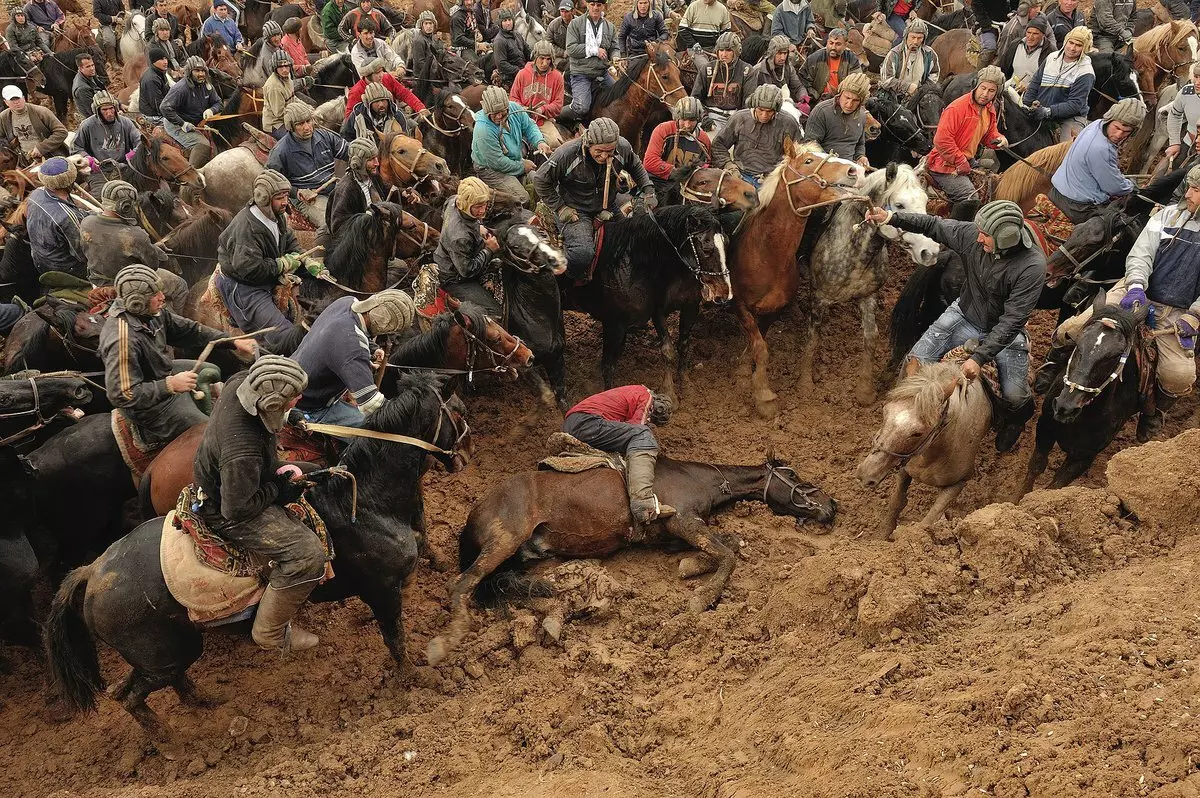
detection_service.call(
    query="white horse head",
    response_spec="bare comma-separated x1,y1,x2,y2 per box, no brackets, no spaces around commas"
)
866,163,940,265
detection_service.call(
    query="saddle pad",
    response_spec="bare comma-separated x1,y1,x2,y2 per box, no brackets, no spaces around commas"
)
538,432,625,474
111,411,163,486
942,346,1007,398
278,423,339,464
160,511,266,625
1028,193,1075,250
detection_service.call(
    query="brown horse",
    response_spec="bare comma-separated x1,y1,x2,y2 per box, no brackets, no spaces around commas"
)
1125,21,1199,166
590,43,687,152
993,141,1071,213
930,28,979,79
730,141,864,418
125,128,207,194
378,131,453,193
52,19,96,53
425,454,837,664
676,167,760,212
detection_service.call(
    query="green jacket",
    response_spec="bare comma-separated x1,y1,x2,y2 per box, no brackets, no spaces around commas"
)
322,0,348,43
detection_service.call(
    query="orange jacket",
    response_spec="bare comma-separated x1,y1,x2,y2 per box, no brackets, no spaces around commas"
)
927,92,1002,176
509,64,564,121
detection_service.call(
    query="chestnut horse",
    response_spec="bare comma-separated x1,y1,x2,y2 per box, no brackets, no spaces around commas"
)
52,19,96,53
589,43,687,152
731,141,865,417
671,167,760,213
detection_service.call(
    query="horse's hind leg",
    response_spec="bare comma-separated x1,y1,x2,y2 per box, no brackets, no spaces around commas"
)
652,312,680,401
600,322,628,391
919,479,968,529
173,673,223,709
856,295,879,406
797,304,819,400
119,669,189,760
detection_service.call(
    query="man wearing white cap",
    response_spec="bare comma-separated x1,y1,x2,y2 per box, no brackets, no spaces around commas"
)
0,84,67,164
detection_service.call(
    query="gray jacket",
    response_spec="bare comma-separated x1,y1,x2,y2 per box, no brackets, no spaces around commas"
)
532,134,653,215
802,97,865,160
433,201,491,283
1087,0,1132,37
566,14,616,78
710,109,801,176
1167,83,1200,148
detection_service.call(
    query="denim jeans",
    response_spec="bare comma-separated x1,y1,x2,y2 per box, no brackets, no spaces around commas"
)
908,298,1031,403
569,72,615,115
740,171,761,189
885,13,907,37
300,399,366,428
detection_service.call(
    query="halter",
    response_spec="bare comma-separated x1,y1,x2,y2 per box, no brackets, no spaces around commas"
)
867,389,954,477
659,214,728,284
460,315,526,384
396,215,436,253
763,462,826,514
616,53,687,106
423,96,471,136
388,141,435,183
430,392,471,469
780,152,865,217
680,169,728,209
1054,229,1124,285
125,141,199,188
0,375,84,446
1060,334,1132,402
880,99,926,147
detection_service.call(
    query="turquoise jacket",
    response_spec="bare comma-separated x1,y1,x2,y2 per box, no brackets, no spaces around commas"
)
471,101,545,177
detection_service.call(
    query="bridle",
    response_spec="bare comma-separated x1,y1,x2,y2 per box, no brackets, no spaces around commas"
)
386,140,437,184
661,215,728,284
125,141,199,188
0,375,87,446
429,392,471,469
423,96,471,136
1052,210,1127,286
867,389,954,476
879,98,926,147
763,462,827,515
616,53,687,106
500,225,554,274
680,169,729,210
460,315,525,383
780,152,865,217
396,214,437,254
1061,330,1133,404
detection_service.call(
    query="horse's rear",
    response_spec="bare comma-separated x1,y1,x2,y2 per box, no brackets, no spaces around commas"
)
140,423,207,518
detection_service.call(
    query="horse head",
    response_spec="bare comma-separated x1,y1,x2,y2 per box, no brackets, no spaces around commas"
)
449,299,534,378
911,83,944,135
355,372,473,473
869,162,940,265
672,206,731,304
395,210,440,259
762,453,837,525
1045,205,1131,286
642,43,687,108
864,109,882,140
764,140,864,215
207,36,242,79
1052,302,1146,422
436,92,476,135
380,132,451,189
868,92,932,155
499,219,566,276
681,167,758,213
139,131,205,190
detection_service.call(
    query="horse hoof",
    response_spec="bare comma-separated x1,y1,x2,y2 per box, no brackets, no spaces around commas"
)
753,394,779,419
541,616,563,643
425,637,448,666
687,594,714,614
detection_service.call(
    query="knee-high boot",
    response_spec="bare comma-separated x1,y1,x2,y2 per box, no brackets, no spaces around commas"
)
625,449,676,536
251,581,320,652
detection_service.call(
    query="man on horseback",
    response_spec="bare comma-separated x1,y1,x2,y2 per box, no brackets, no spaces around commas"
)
451,0,498,57
562,0,617,126
511,39,566,136
143,0,180,43
200,1,243,51
547,0,575,78
5,7,45,57
1022,25,1095,143
434,176,503,315
93,0,124,66
0,84,67,163
292,290,417,427
802,71,870,167
926,66,1009,208
79,181,172,286
562,384,676,530
322,0,351,54
1037,166,1200,441
619,0,669,58
999,16,1051,94
340,0,395,41
875,0,920,39
532,117,657,281
644,96,713,200
691,31,751,134
998,1,1057,57
771,0,817,47
879,18,939,97
99,264,252,448
149,18,187,78
804,27,863,103
72,93,139,192
1047,97,1144,223
281,18,312,77
1165,63,1200,170
350,19,405,77
494,9,532,89
26,157,89,281
71,54,108,120
864,199,1044,448
677,0,731,53
410,11,452,108
711,84,800,188
267,102,350,235
159,55,221,192
1087,0,1133,53
215,169,318,355
25,0,63,55
192,355,327,653
256,21,287,79
744,36,811,113
327,137,385,234
344,57,428,124
472,85,552,207
1044,0,1084,47
263,51,315,139
139,46,173,126
343,83,413,141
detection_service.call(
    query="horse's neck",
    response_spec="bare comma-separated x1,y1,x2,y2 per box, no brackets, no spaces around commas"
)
748,182,815,252
310,447,427,527
706,463,767,504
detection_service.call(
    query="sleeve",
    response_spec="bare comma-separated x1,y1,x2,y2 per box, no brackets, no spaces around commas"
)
618,14,631,55
545,71,564,116
206,86,222,113
770,10,785,37
450,14,472,48
509,69,529,104
448,231,492,280
159,83,184,126
1093,0,1121,35
565,19,588,60
377,12,395,36
888,211,979,252
330,130,350,162
35,106,67,155
133,233,169,268
1048,72,1092,119
654,15,668,41
998,41,1016,78
336,346,382,410
225,230,283,284
788,66,808,100
974,260,1043,363
691,66,707,99
339,9,356,40
801,104,827,146
322,3,340,40
4,25,18,51
1086,140,1133,197
680,3,695,28
933,107,970,173
162,309,226,354
472,122,521,172
517,108,544,148
1124,208,1163,287
643,122,672,178
94,0,114,26
853,118,866,160
629,149,655,197
101,317,171,410
879,51,900,91
217,445,279,523
710,120,735,167
1167,92,1186,146
741,66,760,99
389,76,425,112
531,152,564,210
1021,63,1044,106
69,121,89,155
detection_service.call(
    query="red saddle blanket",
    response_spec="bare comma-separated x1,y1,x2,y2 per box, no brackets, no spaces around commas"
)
111,411,162,486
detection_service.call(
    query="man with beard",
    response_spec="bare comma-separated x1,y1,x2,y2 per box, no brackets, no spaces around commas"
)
266,102,350,235
804,28,863,102
925,67,1009,209
326,137,386,235
79,181,175,291
159,55,221,195
71,92,140,192
341,82,412,141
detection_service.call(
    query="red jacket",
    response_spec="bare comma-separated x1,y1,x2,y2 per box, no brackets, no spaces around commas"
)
927,92,1002,176
566,385,652,424
281,35,310,70
643,120,712,180
343,74,426,120
509,64,564,121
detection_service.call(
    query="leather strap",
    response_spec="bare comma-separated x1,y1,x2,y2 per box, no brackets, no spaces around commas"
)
301,421,453,455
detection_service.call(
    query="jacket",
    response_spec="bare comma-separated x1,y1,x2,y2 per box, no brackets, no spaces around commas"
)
643,120,712,179
344,74,425,119
547,15,569,55
200,14,242,49
998,40,1050,89
326,172,385,233
93,0,123,26
803,47,862,100
691,58,751,111
927,92,1002,175
471,101,544,177
802,96,866,160
281,35,310,70
1022,51,1094,120
566,14,616,78
341,98,409,141
1167,82,1200,147
433,200,491,283
1126,204,1200,312
293,295,382,412
138,63,170,117
744,59,809,103
265,128,350,194
322,0,348,42
1043,2,1084,45
880,44,939,92
142,10,179,41
877,0,922,16
26,187,89,278
339,6,394,39
160,75,221,126
72,71,108,118
148,36,186,71
1087,0,1132,37
618,10,667,56
70,113,140,164
409,32,447,105
79,213,168,284
711,108,801,176
998,11,1058,56
890,211,1046,365
349,38,404,75
4,21,42,52
494,27,531,85
99,307,223,412
1050,119,1134,204
770,0,815,44
566,384,652,422
193,371,283,527
510,63,565,120
0,103,67,156
450,3,497,49
261,72,300,133
532,134,654,215
217,202,301,286
25,0,64,30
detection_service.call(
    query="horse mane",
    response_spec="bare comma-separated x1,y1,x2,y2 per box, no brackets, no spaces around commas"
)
994,140,1070,204
1088,304,1141,340
390,313,453,367
170,205,231,250
887,361,961,428
325,209,387,285
753,141,822,215
1135,20,1196,58
599,203,717,262
455,300,490,335
592,53,651,108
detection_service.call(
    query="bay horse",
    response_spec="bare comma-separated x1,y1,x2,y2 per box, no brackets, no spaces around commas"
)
419,92,477,176
665,167,760,214
52,19,97,54
378,130,453,194
588,43,687,152
163,204,230,286
993,140,1071,213
185,33,243,83
856,361,991,538
2,299,104,376
562,205,730,399
426,453,837,664
126,130,207,194
1019,302,1148,498
929,28,978,79
44,375,472,759
730,140,864,418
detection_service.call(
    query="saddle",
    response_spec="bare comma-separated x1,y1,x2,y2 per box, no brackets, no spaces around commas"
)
111,410,163,486
201,267,303,333
727,0,766,31
538,432,626,474
1026,193,1074,254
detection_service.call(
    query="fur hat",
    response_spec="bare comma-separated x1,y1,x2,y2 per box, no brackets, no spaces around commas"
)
38,156,76,190
480,85,509,115
672,95,703,121
236,355,308,433
1063,25,1092,51
584,116,620,146
716,31,741,53
532,39,554,59
839,72,871,101
747,83,782,111
262,20,283,39
284,100,315,130
100,180,138,221
768,35,791,55
454,176,493,215
283,17,302,34
976,65,1005,88
975,200,1032,250
905,18,928,37
363,81,393,103
114,264,163,316
348,137,379,175
91,89,118,112
1103,96,1146,127
498,7,514,21
358,56,387,78
253,168,291,209
351,289,418,335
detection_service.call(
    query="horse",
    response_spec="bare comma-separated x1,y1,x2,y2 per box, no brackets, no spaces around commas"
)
185,32,242,83
929,28,978,79
304,202,410,302
162,204,230,286
588,43,687,152
997,87,1056,162
993,140,1071,213
242,0,275,42
52,19,97,54
909,80,945,134
856,361,992,538
1018,302,1148,499
1086,52,1139,121
305,54,361,105
1043,203,1143,298
119,13,147,64
730,140,864,418
0,373,92,445
865,89,934,165
418,92,477,176
43,375,472,759
562,205,730,399
665,167,760,213
0,50,44,101
802,163,939,406
426,452,837,664
2,299,104,376
1123,21,1198,167
126,130,206,194
378,130,453,195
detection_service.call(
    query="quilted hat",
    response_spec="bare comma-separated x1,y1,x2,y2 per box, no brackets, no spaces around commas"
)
498,7,514,21
1063,25,1092,51
236,355,308,433
351,289,418,335
152,17,171,32
584,116,619,146
673,95,703,121
184,55,207,73
976,65,1005,88
262,20,283,38
273,49,294,69
905,18,928,37
532,39,554,59
975,200,1032,250
348,137,378,175
1103,96,1146,127
454,176,493,215
1187,164,1200,190
38,156,76,189
839,72,871,101
480,85,509,115
358,56,387,78
100,179,138,221
114,264,162,316
284,100,315,130
252,168,291,209
363,81,392,103
91,89,119,111
417,9,437,25
768,35,790,55
716,31,740,53
748,83,782,111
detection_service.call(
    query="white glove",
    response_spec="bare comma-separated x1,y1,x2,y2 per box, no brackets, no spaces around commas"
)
202,108,214,119
181,121,196,132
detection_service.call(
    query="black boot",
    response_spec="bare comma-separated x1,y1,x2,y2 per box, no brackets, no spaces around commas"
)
1136,386,1179,442
1034,342,1074,395
995,396,1035,453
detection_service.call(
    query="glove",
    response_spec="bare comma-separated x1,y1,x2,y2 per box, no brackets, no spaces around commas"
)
667,165,690,181
1119,284,1148,311
275,473,307,505
277,253,304,274
557,206,580,224
1176,314,1199,352
181,121,196,132
798,99,811,116
415,108,432,122
202,108,214,120
302,75,315,89
642,193,658,211
304,258,328,278
723,162,741,177
956,161,972,176
968,158,979,169
597,209,614,222
798,94,811,106
1033,106,1052,121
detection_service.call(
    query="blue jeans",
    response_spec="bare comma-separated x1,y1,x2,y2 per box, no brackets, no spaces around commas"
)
908,298,1031,404
300,399,366,427
979,29,997,53
0,302,23,335
886,13,907,37
740,171,761,189
570,72,615,116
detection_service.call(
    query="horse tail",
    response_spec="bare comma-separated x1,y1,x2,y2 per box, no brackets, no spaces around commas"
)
888,260,944,371
459,517,553,607
43,563,103,714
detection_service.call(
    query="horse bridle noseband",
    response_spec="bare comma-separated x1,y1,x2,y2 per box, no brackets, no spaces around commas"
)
619,54,687,106
430,393,471,467
781,152,864,217
460,314,525,382
764,462,826,514
868,390,954,476
680,169,729,209
396,215,437,253
423,96,471,137
1061,334,1133,402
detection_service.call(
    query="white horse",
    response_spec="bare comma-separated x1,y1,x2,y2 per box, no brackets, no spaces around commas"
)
119,13,146,65
197,147,264,214
801,162,939,405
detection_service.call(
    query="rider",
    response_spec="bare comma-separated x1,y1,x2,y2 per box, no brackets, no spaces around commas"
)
434,176,503,316
618,0,669,59
99,264,253,448
804,28,864,103
342,82,413,141
510,39,566,137
322,0,350,53
159,55,221,187
744,36,810,114
879,18,939,98
875,0,920,39
262,51,315,139
5,6,45,56
256,21,287,79
142,0,180,42
711,84,800,189
450,0,497,58
93,0,125,69
326,137,385,235
139,45,173,126
292,290,417,426
494,9,531,90
149,17,187,78
1044,0,1084,48
71,52,108,119
200,1,243,51
1047,97,1144,223
547,0,575,78
999,15,1051,94
266,102,350,234
998,1,1057,56
472,85,552,207
71,92,140,192
676,0,731,54
802,71,871,168
1022,25,1095,143
926,66,1010,210
280,18,312,77
192,355,324,653
344,57,427,124
79,181,172,286
1087,0,1133,54
562,0,617,126
25,0,64,55
643,96,713,200
1037,165,1200,441
349,19,405,76
532,117,657,281
562,384,676,530
0,84,67,163
26,156,89,281
339,0,395,41
215,169,317,355
409,10,451,108
771,0,817,48
864,199,1044,448
691,31,751,135
1165,63,1200,170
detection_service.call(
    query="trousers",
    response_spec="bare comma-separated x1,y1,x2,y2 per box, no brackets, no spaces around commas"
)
908,298,1032,403
214,271,304,355
569,72,615,116
122,359,220,447
563,411,659,453
929,170,978,203
214,504,327,589
476,167,530,207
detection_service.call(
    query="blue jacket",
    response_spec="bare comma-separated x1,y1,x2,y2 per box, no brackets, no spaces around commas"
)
293,295,381,412
471,102,544,177
1022,51,1094,120
200,14,242,49
160,76,222,126
1051,119,1134,205
770,0,815,44
27,187,89,278
266,128,350,195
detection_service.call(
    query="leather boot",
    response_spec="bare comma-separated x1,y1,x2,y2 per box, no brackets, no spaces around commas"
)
1034,341,1074,395
251,582,320,653
625,449,676,538
1137,386,1179,443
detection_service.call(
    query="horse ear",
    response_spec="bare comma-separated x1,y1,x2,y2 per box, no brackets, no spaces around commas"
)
885,161,898,183
1090,287,1108,316
765,445,777,465
783,137,797,159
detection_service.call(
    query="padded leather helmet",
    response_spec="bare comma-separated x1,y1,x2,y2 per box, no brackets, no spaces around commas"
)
975,200,1033,251
115,264,163,316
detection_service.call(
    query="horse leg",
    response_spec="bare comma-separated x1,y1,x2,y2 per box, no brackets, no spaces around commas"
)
360,575,414,673
676,302,699,393
736,302,777,418
652,312,679,402
666,516,737,613
919,479,968,528
882,470,912,538
120,670,188,760
600,322,627,391
1017,435,1054,499
172,673,223,709
797,303,820,400
1048,453,1098,489
856,294,879,406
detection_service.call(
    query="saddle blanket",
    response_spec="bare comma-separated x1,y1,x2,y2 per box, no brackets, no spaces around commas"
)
538,432,626,474
112,410,162,486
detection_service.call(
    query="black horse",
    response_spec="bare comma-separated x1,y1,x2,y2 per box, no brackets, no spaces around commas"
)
40,47,107,118
866,90,933,166
0,373,92,444
307,54,361,105
1019,302,1147,495
0,447,41,647
0,49,43,101
562,205,730,397
0,222,37,305
909,81,945,134
43,374,470,757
